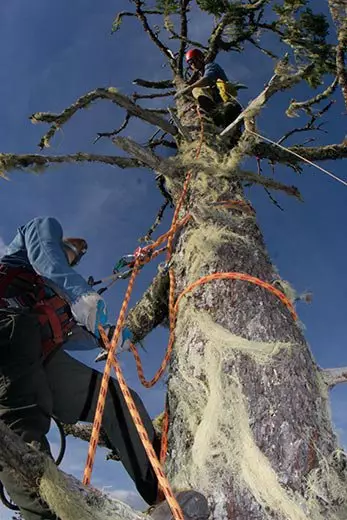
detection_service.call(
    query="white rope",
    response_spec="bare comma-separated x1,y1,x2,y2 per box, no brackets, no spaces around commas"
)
248,129,347,188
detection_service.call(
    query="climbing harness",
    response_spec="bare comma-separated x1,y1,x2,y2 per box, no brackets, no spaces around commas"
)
0,416,66,511
83,105,297,520
0,264,74,359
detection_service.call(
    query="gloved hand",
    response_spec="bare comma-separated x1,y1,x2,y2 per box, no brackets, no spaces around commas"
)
71,293,108,338
95,326,133,362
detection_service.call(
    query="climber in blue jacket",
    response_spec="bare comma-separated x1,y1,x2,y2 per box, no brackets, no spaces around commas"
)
0,216,159,520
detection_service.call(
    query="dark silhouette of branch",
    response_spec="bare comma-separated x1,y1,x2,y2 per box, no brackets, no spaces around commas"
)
278,101,334,145
111,9,162,32
132,91,175,101
132,78,173,89
247,37,278,59
30,87,177,148
148,138,177,150
133,0,176,68
94,112,131,144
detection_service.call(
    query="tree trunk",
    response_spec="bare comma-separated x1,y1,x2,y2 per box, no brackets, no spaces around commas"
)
163,100,347,519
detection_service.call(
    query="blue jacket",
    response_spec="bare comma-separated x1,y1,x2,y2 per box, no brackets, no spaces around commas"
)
1,216,107,351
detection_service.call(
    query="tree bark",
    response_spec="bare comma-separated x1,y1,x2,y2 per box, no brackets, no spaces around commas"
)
161,100,347,519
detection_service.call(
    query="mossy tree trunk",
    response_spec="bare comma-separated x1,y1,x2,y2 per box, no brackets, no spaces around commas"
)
163,99,345,520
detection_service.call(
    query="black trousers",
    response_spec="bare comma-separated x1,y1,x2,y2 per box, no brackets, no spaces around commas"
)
0,310,158,520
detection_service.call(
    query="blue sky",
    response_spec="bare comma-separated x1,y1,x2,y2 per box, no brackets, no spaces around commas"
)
0,0,346,517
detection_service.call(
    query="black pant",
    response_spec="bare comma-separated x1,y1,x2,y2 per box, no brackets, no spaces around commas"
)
0,310,158,520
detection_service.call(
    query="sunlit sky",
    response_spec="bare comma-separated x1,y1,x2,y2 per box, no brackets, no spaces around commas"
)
0,0,346,517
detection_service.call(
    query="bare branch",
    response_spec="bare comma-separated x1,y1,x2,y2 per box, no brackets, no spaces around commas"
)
220,64,314,137
148,138,177,150
113,136,173,175
0,419,146,520
62,423,120,461
247,37,278,59
133,0,176,68
0,152,141,176
321,367,347,388
132,90,175,101
126,269,170,343
238,169,302,199
278,101,333,145
132,78,173,89
94,112,131,144
111,9,162,33
250,139,347,165
287,78,338,117
30,87,177,148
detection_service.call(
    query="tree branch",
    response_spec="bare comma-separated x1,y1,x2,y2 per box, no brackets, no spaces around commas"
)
113,136,172,175
321,367,347,388
287,77,338,117
132,78,173,89
133,0,176,68
250,139,347,165
31,87,177,148
94,112,131,144
0,419,146,520
278,101,333,145
177,0,190,76
112,9,162,33
62,423,120,461
132,91,176,101
0,152,141,176
328,0,347,110
220,63,314,137
237,170,302,199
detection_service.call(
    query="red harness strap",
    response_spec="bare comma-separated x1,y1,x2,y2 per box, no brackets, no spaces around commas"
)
0,264,74,358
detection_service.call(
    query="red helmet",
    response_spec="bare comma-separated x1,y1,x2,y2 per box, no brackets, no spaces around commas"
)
185,48,204,63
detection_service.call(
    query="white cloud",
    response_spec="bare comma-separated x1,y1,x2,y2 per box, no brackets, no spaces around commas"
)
0,236,6,256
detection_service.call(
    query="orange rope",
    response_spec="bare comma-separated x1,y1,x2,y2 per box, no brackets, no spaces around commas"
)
83,258,142,486
99,328,184,520
83,108,204,519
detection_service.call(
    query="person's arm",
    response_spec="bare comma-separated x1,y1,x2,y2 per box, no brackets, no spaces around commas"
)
174,75,214,99
24,216,107,336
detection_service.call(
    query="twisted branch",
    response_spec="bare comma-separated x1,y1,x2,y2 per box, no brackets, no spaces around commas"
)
94,112,131,144
287,77,338,117
30,87,177,148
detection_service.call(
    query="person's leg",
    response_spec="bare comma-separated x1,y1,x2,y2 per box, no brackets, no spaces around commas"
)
192,87,217,112
0,310,58,520
45,348,159,504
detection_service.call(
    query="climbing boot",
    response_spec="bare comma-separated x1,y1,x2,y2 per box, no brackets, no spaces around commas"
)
148,490,209,520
